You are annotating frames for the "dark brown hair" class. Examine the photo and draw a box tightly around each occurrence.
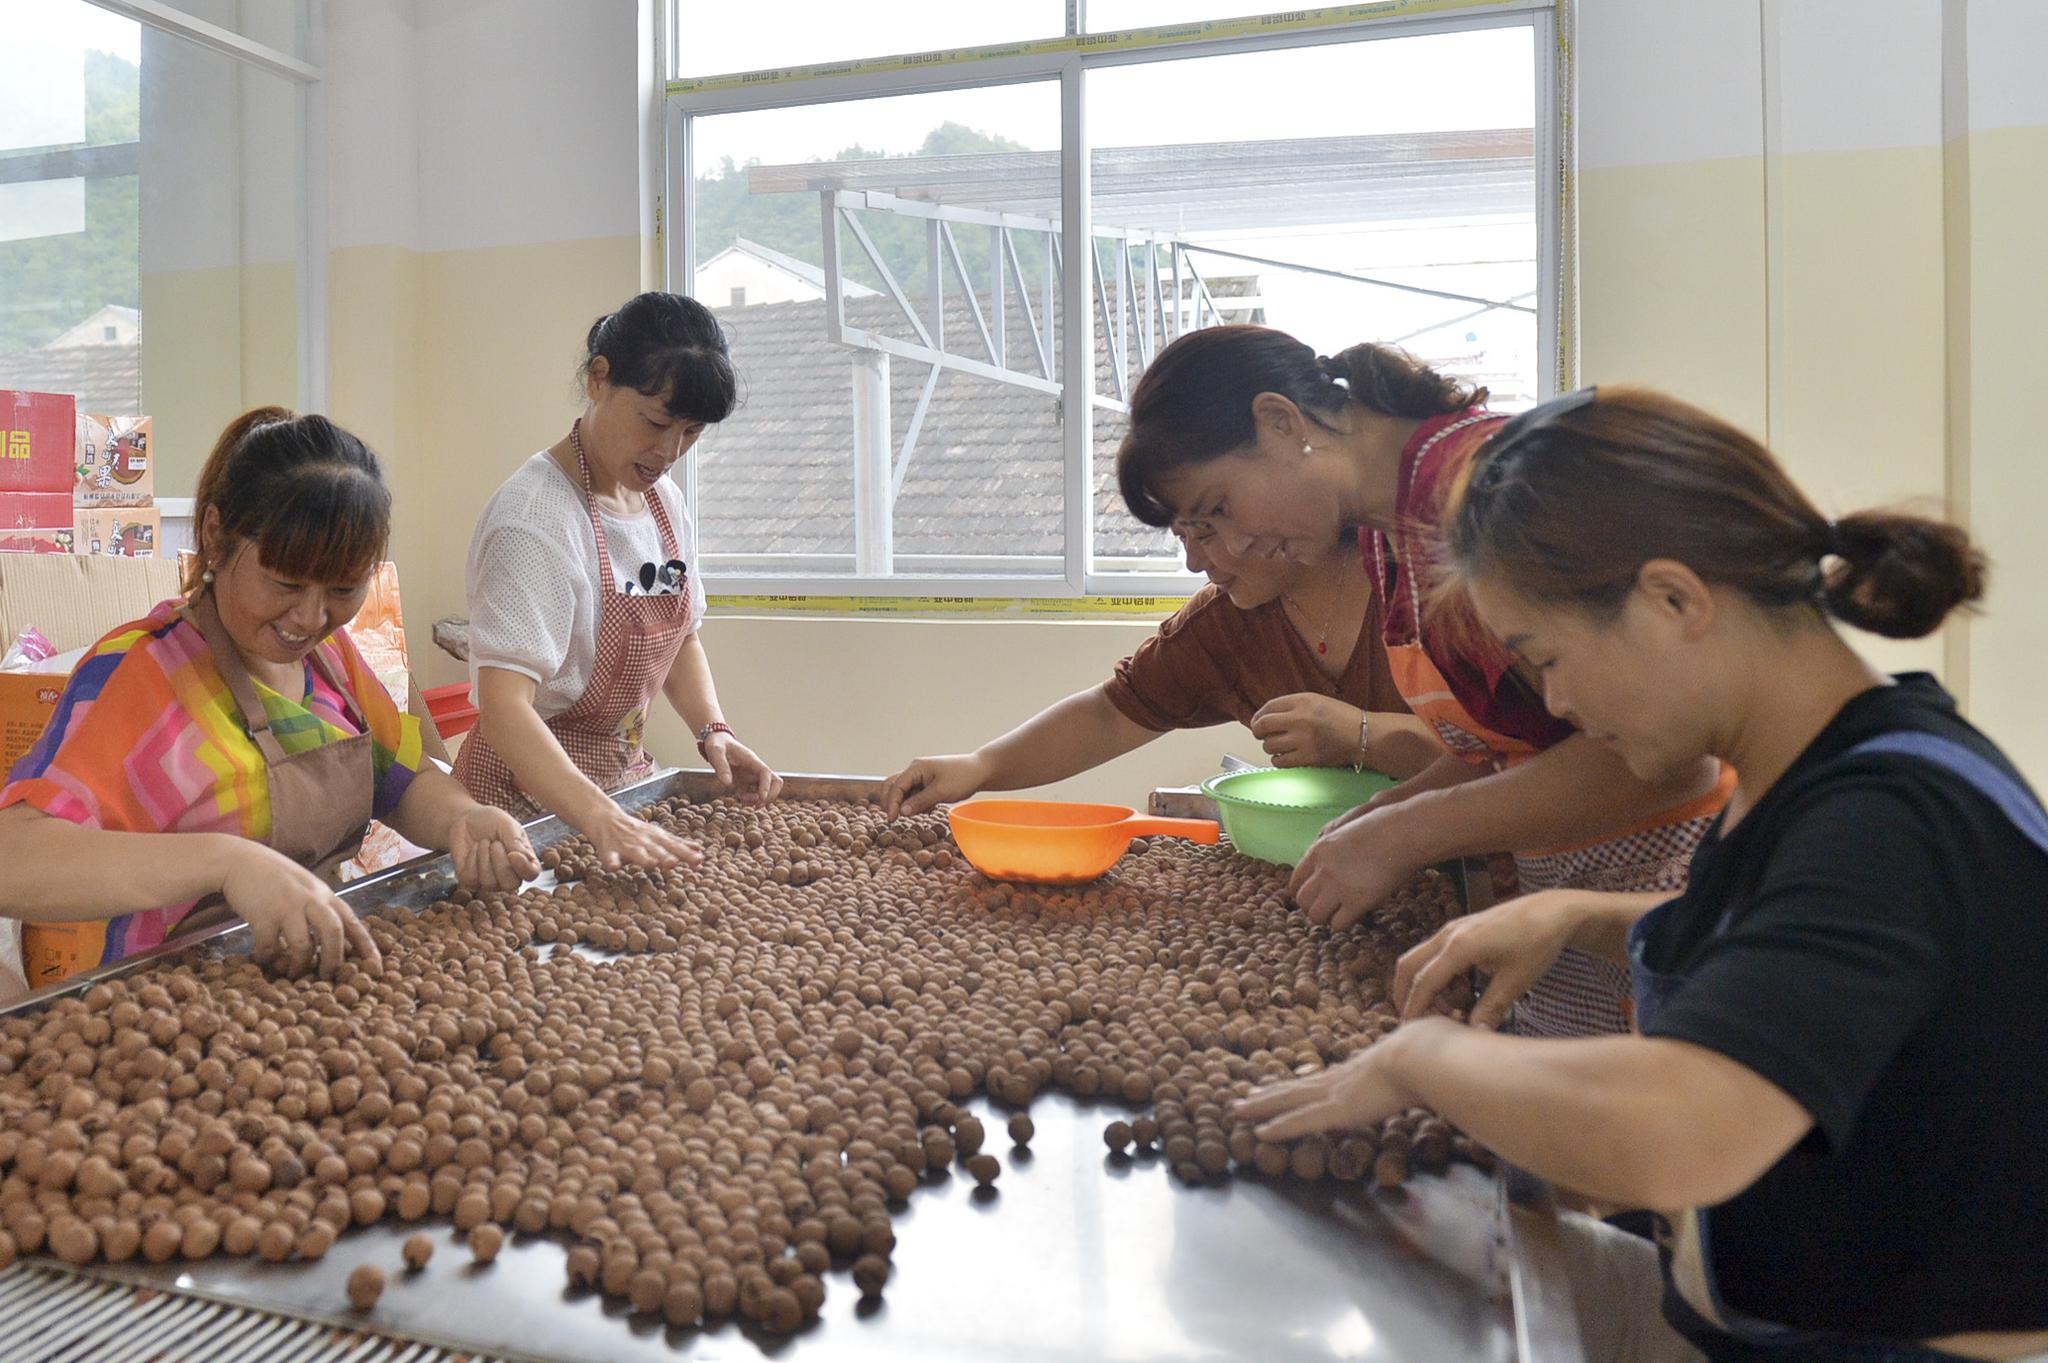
[582,292,738,424]
[1116,325,1487,527]
[1441,387,1986,639]
[186,407,391,595]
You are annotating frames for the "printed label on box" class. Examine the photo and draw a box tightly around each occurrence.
[0,391,80,494]
[75,414,153,507]
[73,505,158,557]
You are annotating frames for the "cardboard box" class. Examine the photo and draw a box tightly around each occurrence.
[0,555,184,773]
[0,491,76,555]
[72,506,159,558]
[74,414,154,507]
[0,391,79,493]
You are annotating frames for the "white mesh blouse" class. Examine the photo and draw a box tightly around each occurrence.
[465,452,707,720]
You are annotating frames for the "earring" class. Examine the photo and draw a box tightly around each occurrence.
[1302,443,1313,455]
[201,568,215,584]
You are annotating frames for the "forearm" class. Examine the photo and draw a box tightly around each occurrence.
[977,687,1158,790]
[0,808,243,922]
[660,633,724,734]
[473,670,617,829]
[1366,713,1444,780]
[1383,1021,1807,1208]
[1564,890,1673,965]
[1382,736,1719,863]
[385,767,487,851]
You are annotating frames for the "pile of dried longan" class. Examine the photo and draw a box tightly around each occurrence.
[0,797,1485,1337]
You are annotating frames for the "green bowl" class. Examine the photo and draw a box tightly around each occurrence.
[1200,766,1400,867]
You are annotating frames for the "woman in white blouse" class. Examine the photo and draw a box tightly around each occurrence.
[456,293,781,868]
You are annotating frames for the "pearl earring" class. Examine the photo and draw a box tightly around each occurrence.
[1302,443,1313,455]
[201,568,215,584]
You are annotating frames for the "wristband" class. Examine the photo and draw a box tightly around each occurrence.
[1352,709,1372,774]
[696,721,734,759]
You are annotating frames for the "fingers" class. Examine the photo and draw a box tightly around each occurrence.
[341,906,382,975]
[1397,938,1464,1020]
[306,897,347,980]
[1392,929,1448,1013]
[1249,713,1282,740]
[508,841,542,882]
[1255,1097,1357,1144]
[760,768,783,802]
[880,768,918,819]
[1327,896,1374,934]
[708,743,734,787]
[485,838,514,890]
[279,910,313,978]
[1233,1073,1328,1124]
[1469,974,1523,1031]
[248,914,280,968]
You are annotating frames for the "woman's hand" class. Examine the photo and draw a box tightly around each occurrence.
[448,805,541,892]
[1249,694,1366,768]
[219,842,382,980]
[703,732,782,804]
[1394,890,1584,1029]
[880,753,990,818]
[1287,808,1430,932]
[587,804,705,871]
[1234,1024,1440,1142]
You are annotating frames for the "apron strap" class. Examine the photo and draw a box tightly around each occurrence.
[1845,732,2048,858]
[573,421,683,590]
[182,592,290,766]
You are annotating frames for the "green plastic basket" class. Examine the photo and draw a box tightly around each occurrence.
[1200,766,1400,867]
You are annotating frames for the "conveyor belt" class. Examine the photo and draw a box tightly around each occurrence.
[0,1262,505,1363]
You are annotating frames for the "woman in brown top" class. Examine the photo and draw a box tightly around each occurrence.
[881,526,1440,817]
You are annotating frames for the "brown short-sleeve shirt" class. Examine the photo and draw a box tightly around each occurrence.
[1103,585,1410,733]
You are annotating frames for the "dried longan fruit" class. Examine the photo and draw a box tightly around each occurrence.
[852,1252,890,1299]
[951,1116,984,1157]
[402,1233,434,1270]
[469,1223,504,1264]
[141,1217,184,1263]
[1103,1122,1133,1155]
[963,1155,1000,1187]
[347,1264,385,1310]
[1007,1113,1034,1147]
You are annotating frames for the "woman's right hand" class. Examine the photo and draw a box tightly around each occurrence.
[586,805,704,871]
[219,842,382,980]
[1393,890,1583,1029]
[880,753,990,818]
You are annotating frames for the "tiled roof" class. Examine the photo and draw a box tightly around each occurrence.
[0,342,142,417]
[700,289,1255,564]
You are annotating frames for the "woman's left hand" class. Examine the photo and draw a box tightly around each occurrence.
[1249,694,1364,768]
[704,733,783,804]
[1288,807,1429,932]
[1234,1024,1436,1142]
[449,804,542,891]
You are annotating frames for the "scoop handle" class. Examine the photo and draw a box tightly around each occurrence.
[1121,816,1221,845]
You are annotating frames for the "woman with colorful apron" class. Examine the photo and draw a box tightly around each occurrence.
[0,408,538,987]
[1240,387,2048,1362]
[1116,325,1731,1036]
[879,518,1441,818]
[459,292,780,869]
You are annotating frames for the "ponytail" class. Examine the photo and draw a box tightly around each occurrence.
[1824,512,1986,639]
[1441,386,1986,640]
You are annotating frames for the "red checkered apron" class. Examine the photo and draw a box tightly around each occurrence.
[1370,415,1734,1038]
[455,440,694,820]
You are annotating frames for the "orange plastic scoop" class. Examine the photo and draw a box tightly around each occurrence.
[946,800,1221,885]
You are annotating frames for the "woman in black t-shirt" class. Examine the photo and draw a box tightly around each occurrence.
[1237,387,2048,1362]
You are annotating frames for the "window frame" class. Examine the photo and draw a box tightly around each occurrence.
[663,0,1564,601]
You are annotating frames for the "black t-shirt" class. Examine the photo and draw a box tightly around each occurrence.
[1638,674,2048,1349]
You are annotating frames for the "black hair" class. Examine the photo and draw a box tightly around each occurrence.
[1116,325,1486,527]
[581,292,739,424]
[187,407,390,594]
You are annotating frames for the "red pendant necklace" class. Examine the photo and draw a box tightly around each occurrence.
[1283,593,1336,656]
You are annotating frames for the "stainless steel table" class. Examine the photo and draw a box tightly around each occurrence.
[0,771,1584,1363]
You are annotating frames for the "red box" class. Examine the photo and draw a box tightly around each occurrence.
[0,492,75,554]
[0,391,79,493]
